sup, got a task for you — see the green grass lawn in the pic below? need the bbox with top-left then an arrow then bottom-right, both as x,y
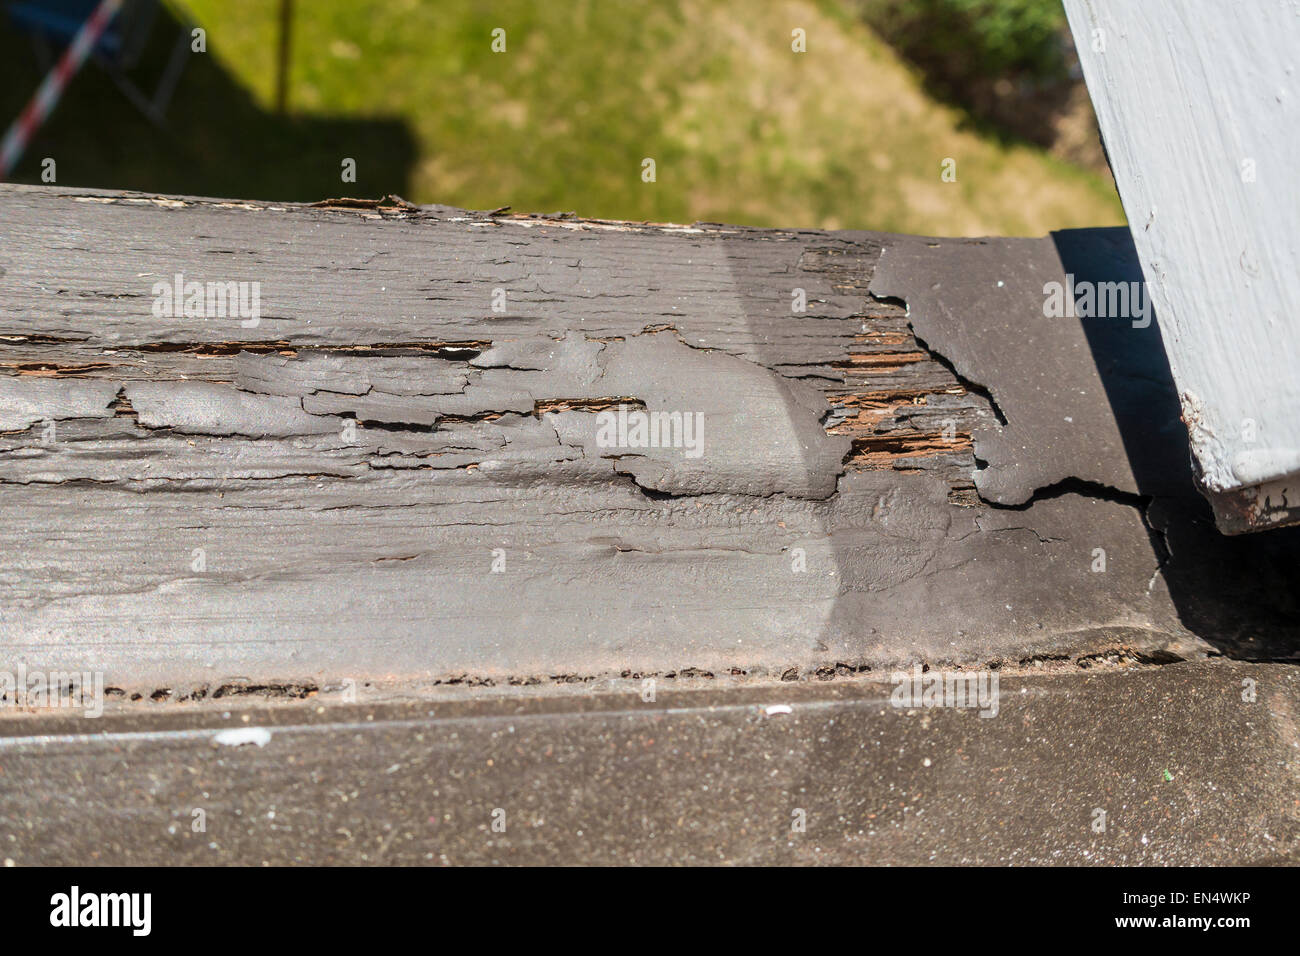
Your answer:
1,0 -> 1124,235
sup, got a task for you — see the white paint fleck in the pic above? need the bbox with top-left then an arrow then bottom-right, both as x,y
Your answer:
213,727 -> 272,747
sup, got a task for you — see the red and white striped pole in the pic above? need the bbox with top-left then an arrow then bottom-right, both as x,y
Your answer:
0,0 -> 123,179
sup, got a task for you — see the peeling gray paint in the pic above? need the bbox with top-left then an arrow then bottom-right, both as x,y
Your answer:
869,229 -> 1187,505
0,185 -> 1296,695
0,377 -> 119,431
125,381 -> 341,437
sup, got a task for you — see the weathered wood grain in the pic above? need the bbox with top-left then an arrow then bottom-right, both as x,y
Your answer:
0,185 -> 1296,697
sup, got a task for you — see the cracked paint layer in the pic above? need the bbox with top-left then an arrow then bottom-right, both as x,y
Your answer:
1,185 -> 1297,693
868,229 -> 1188,507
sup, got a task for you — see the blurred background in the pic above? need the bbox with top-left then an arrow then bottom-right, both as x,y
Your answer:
0,0 -> 1124,235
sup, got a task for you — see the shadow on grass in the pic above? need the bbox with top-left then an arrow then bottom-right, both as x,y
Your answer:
847,2 -> 1083,155
0,2 -> 416,201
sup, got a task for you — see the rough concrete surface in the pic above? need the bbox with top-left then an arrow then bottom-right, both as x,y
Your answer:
0,661 -> 1294,866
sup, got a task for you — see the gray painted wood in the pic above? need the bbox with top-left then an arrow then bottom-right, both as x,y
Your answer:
1064,0 -> 1300,532
1,185 -> 1297,698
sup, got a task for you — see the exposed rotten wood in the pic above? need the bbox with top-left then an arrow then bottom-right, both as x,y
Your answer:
0,185 -> 1297,698
827,327 -> 979,476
